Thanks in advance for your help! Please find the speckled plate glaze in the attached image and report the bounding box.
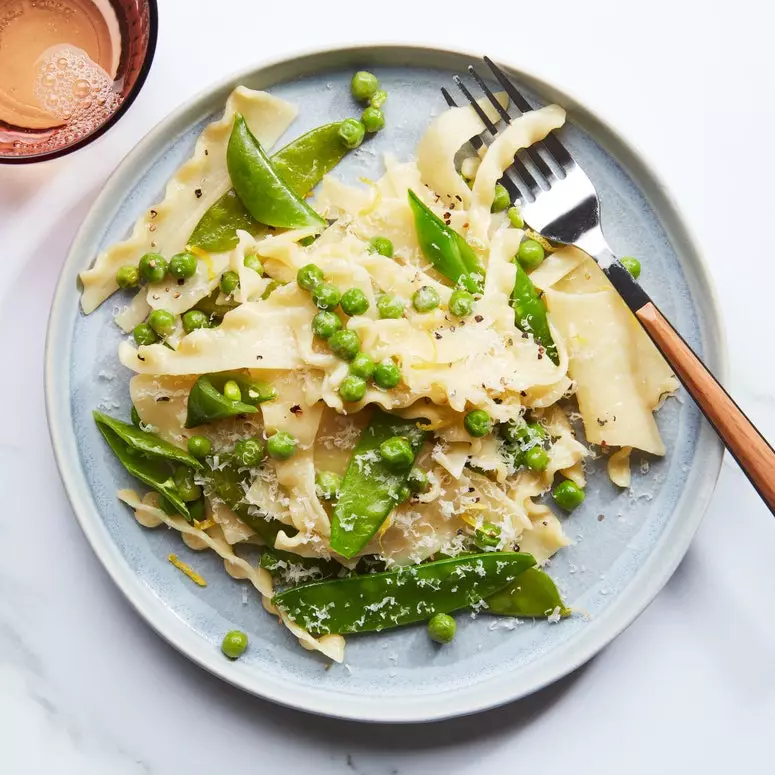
[45,45,725,722]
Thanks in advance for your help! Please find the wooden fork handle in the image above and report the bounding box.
[635,301,775,513]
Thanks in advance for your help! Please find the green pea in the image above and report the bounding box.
[312,310,342,340]
[267,431,297,460]
[131,405,142,427]
[449,289,475,318]
[351,70,379,101]
[407,467,429,494]
[223,380,242,402]
[148,309,176,338]
[369,236,394,258]
[182,309,209,333]
[379,436,415,471]
[315,471,342,501]
[474,521,501,549]
[328,329,360,361]
[517,239,545,271]
[377,293,404,319]
[349,352,375,379]
[138,253,168,283]
[340,288,369,316]
[221,630,248,660]
[312,282,342,311]
[219,270,240,296]
[412,285,440,313]
[523,445,549,472]
[373,358,401,389]
[243,254,263,275]
[169,251,198,280]
[396,484,412,504]
[338,118,366,150]
[507,206,524,228]
[464,409,492,438]
[233,438,265,467]
[116,264,140,289]
[491,183,511,212]
[187,435,211,459]
[132,322,158,346]
[361,106,385,133]
[502,420,546,447]
[297,263,324,291]
[427,613,456,644]
[339,374,367,403]
[620,256,641,279]
[370,89,387,109]
[188,498,205,521]
[173,466,202,502]
[552,479,586,511]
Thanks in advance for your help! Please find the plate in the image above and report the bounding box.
[45,45,725,722]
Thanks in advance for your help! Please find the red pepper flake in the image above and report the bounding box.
[474,314,483,323]
[290,404,303,415]
[195,188,203,198]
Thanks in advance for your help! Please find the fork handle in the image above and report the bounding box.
[634,300,775,513]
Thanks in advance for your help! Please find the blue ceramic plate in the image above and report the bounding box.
[46,45,725,722]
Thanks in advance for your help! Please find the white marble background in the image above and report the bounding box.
[1,0,774,772]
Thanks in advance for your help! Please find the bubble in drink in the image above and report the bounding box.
[73,79,91,99]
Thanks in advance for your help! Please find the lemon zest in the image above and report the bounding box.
[193,517,216,531]
[186,244,216,281]
[357,177,382,217]
[168,554,207,586]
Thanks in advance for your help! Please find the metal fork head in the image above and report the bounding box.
[450,58,606,255]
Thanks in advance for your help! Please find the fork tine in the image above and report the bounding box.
[453,75,540,197]
[482,56,575,170]
[467,65,556,183]
[441,86,521,202]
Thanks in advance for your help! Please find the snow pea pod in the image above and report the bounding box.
[189,122,348,252]
[486,567,570,618]
[185,372,276,428]
[510,262,559,364]
[273,552,536,636]
[93,411,200,520]
[330,408,427,559]
[207,460,292,545]
[226,114,325,231]
[259,548,342,582]
[408,190,485,294]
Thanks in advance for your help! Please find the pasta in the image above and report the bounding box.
[81,80,676,660]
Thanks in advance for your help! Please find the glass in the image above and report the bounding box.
[0,0,157,163]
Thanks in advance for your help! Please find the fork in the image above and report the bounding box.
[448,57,775,515]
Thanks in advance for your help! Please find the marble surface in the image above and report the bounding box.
[1,0,773,771]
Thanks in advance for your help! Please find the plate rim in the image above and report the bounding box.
[45,42,726,723]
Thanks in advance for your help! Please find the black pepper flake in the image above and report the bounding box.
[290,404,303,415]
[463,222,469,228]
[449,203,456,209]
[449,325,456,333]
[137,355,145,362]
[173,292,181,299]
[156,396,171,402]
[256,355,263,360]
[455,194,463,202]
[598,514,605,522]
[597,418,607,426]
[177,278,185,286]
[195,188,203,198]
[149,209,157,218]
[474,314,483,323]
[521,332,529,339]
[443,212,451,219]
[468,487,475,493]
[520,390,527,397]
[424,397,431,404]
[494,397,503,405]
[151,294,160,301]
[542,520,549,527]
[507,338,514,346]
[538,352,543,360]
[456,528,464,536]
[204,149,209,155]
[434,331,443,340]
[538,345,545,354]
[148,224,156,232]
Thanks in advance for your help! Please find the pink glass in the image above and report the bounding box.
[0,0,157,163]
